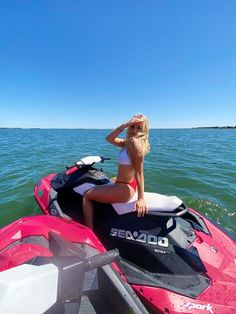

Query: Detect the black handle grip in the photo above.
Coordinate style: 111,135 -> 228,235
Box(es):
101,156 -> 110,162
84,249 -> 120,271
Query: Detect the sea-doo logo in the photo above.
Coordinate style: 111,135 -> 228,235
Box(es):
184,302 -> 214,314
110,228 -> 169,247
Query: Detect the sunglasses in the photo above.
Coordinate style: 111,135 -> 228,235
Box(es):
130,124 -> 142,130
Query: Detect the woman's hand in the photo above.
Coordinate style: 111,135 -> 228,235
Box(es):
110,176 -> 117,183
124,117 -> 144,129
134,198 -> 148,217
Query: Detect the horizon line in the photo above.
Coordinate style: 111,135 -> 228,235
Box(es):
1,126 -> 236,130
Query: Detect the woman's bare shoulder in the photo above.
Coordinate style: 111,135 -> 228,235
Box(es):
128,138 -> 141,149
128,138 -> 143,158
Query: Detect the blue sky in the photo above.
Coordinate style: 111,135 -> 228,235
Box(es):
0,1 -> 235,128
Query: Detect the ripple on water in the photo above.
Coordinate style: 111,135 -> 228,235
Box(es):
184,197 -> 236,239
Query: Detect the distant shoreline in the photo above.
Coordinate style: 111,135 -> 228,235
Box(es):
193,126 -> 236,129
0,126 -> 236,130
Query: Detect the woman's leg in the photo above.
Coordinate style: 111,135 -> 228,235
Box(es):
83,183 -> 135,230
83,195 -> 94,229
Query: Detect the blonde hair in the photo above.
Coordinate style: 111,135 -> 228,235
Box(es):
125,114 -> 150,156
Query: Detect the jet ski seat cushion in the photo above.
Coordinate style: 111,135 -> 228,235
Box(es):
73,182 -> 183,216
112,192 -> 183,215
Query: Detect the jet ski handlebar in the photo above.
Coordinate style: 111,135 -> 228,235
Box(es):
101,156 -> 111,162
76,156 -> 110,167
66,156 -> 110,170
84,248 -> 120,271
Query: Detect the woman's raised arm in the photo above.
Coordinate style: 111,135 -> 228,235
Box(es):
106,117 -> 144,147
105,124 -> 126,147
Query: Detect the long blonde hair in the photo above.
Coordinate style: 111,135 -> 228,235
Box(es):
125,114 -> 150,156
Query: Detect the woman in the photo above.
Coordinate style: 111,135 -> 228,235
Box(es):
83,114 -> 150,229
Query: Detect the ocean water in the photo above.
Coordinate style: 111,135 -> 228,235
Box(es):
0,128 -> 235,237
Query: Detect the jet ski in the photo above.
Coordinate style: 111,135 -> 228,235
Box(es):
0,215 -> 148,314
34,156 -> 236,313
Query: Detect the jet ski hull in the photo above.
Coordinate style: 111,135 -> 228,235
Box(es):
33,161 -> 236,313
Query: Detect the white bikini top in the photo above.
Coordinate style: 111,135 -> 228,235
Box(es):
118,148 -> 131,166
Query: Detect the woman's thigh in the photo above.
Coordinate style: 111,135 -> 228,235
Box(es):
85,184 -> 134,203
